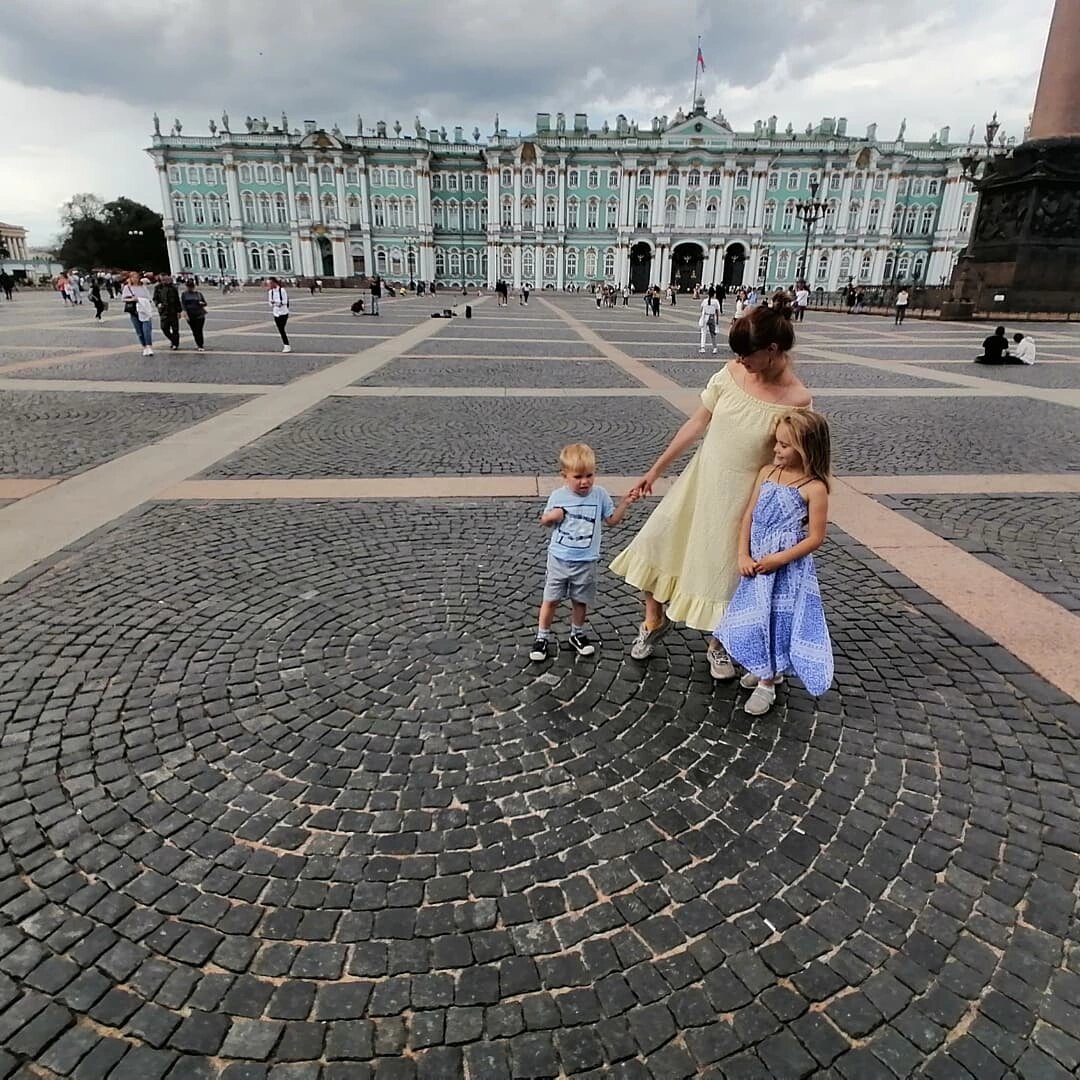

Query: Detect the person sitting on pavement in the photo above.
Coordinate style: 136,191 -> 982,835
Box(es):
974,326 -> 1012,364
1011,332 -> 1037,365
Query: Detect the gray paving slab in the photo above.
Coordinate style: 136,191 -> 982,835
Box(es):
818,396 -> 1080,474
922,362 -> 1080,389
645,360 -> 946,389
882,493 -> 1080,613
354,357 -> 641,389
0,389 -> 250,478
193,334 -> 376,355
404,338 -> 601,357
16,351 -> 347,385
0,500 -> 1075,1074
203,396 -> 690,477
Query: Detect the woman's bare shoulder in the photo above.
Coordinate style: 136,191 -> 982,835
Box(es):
783,373 -> 813,407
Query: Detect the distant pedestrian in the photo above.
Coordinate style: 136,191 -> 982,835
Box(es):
622,285 -> 630,306
370,275 -> 382,316
68,274 -> 82,305
698,292 -> 721,354
894,289 -> 909,324
854,287 -> 865,313
521,283 -> 530,305
793,284 -> 809,322
181,281 -> 208,351
845,284 -> 857,313
651,288 -> 661,317
153,273 -> 183,350
121,271 -> 155,355
0,271 -> 13,301
267,277 -> 291,352
89,279 -> 106,320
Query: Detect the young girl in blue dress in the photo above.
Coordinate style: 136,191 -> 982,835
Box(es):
715,411 -> 834,716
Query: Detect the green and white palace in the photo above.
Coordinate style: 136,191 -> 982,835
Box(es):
148,96 -> 981,292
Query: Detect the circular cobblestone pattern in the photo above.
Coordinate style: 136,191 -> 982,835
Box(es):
1,502 -> 1078,1078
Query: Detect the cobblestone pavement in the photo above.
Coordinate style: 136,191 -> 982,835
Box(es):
883,494 -> 1080,614
0,291 -> 1079,1078
923,363 -> 1080,389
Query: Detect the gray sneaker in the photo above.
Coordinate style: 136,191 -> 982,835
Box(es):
708,646 -> 736,681
739,672 -> 784,689
630,617 -> 671,660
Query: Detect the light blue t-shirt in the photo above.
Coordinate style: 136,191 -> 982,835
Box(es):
545,485 -> 616,562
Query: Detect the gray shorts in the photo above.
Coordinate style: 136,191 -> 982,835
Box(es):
543,554 -> 598,603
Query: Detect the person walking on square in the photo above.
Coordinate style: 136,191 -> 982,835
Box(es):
894,288 -> 909,324
610,301 -> 813,677
714,411 -> 834,715
530,443 -> 640,663
89,278 -> 106,321
181,281 -> 208,351
521,283 -> 530,305
267,277 -> 291,352
698,290 -> 721,354
370,275 -> 382,316
121,271 -> 155,355
651,288 -> 661,318
153,273 -> 183,351
793,283 -> 809,322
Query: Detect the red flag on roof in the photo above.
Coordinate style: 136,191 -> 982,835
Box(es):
697,47 -> 706,71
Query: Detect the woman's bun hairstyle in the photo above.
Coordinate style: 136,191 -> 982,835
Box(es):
728,302 -> 795,357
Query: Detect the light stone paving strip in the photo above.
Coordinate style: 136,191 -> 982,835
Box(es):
0,300 -> 479,582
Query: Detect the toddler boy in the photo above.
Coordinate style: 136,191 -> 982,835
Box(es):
531,443 -> 638,662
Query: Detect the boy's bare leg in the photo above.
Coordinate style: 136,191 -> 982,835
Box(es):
571,601 -> 588,627
538,599 -> 559,631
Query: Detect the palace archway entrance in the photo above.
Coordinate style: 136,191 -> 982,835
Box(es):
629,242 -> 652,293
316,235 -> 334,277
723,243 -> 747,288
671,242 -> 705,292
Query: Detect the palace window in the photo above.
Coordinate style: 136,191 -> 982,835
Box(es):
920,206 -> 936,235
608,170 -> 619,188
688,169 -> 702,187
501,196 -> 514,227
501,168 -> 513,186
897,252 -> 911,280
296,193 -> 311,221
431,174 -> 443,190
404,197 -> 416,227
522,247 -> 534,279
777,250 -> 791,279
239,164 -> 252,183
904,206 -> 918,234
388,197 -> 401,227
280,246 -> 292,271
199,245 -> 211,270
883,253 -> 896,280
501,246 -> 513,277
186,166 -> 201,184
432,199 -> 444,228
587,168 -> 599,188
913,253 -> 926,281
372,197 -> 385,227
377,249 -> 389,274
444,173 -> 456,192
546,169 -> 557,188
959,203 -> 973,232
345,166 -> 358,185
808,172 -> 819,188
545,197 -> 557,228
216,244 -> 228,270
168,165 -> 181,183
816,251 -> 829,280
874,172 -> 886,191
709,169 -> 723,187
823,200 -> 837,233
249,245 -> 262,271
447,200 -> 459,228
523,167 -> 534,187
523,196 -> 535,228
829,172 -> 842,191
463,174 -> 475,191
544,247 -> 557,279
912,178 -> 924,196
868,201 -> 881,230
205,166 -> 219,184
242,192 -> 256,223
479,199 -> 488,227
463,201 -> 476,230
566,248 -> 578,277
566,196 -> 579,229
762,200 -> 775,231
402,169 -> 414,187
767,171 -> 779,190
319,165 -> 333,185
191,195 -> 205,225
734,169 -> 749,188
636,197 -> 650,228
606,198 -> 618,229
853,172 -> 865,192
604,248 -> 616,278
927,179 -> 940,195
465,250 -> 478,277
665,197 -> 677,228
638,168 -> 651,186
782,201 -> 795,231
255,165 -> 268,184
259,193 -> 272,223
384,168 -> 397,186
172,195 -> 187,223
444,249 -> 455,276
181,244 -> 193,268
568,169 -> 579,187
275,193 -> 288,223
839,251 -> 852,280
322,193 -> 337,221
860,250 -> 874,280
584,248 -> 598,277
684,195 -> 699,228
891,203 -> 903,232
347,195 -> 361,224
898,178 -> 910,196
266,247 -> 278,271
847,201 -> 861,232
758,249 -> 769,281
586,198 -> 599,229
787,171 -> 800,190
732,197 -> 747,229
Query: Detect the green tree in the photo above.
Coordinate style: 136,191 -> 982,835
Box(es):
56,195 -> 168,272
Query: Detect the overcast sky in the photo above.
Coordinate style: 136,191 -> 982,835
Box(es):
0,0 -> 1055,247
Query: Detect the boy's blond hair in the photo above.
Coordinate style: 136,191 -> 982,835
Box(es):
559,443 -> 596,474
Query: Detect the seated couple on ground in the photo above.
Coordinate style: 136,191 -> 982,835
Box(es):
975,326 -> 1036,365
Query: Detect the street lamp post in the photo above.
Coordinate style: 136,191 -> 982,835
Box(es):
795,180 -> 827,285
407,242 -> 416,291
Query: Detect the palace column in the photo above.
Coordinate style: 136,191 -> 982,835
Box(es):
356,157 -> 374,277
155,163 -> 181,272
283,155 -> 303,277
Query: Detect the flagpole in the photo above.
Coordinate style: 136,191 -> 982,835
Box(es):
692,35 -> 701,103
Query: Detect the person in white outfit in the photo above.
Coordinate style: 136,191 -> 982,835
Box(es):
267,277 -> 291,352
698,290 -> 722,353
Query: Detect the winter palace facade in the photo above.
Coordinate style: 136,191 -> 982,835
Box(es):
148,96 -> 980,292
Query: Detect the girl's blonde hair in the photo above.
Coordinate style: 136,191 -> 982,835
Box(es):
776,411 -> 832,491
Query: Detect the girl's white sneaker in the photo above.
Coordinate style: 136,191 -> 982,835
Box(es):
739,672 -> 785,689
282,344 -> 291,353
744,683 -> 777,716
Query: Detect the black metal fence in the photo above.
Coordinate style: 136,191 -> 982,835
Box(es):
805,285 -> 1080,321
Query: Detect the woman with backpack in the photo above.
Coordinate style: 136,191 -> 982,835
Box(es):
120,272 -> 155,355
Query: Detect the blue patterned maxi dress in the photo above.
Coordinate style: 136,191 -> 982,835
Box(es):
715,479 -> 834,697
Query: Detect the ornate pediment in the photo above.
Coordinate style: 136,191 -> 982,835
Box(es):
298,130 -> 344,151
662,112 -> 735,148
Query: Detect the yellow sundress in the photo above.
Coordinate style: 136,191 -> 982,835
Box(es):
610,365 -> 810,631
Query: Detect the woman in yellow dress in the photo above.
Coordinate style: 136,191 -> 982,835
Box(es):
611,301 -> 813,678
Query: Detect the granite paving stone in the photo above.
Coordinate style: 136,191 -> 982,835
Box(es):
923,360 -> 1080,389
354,356 -> 640,388
645,359 -> 948,389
